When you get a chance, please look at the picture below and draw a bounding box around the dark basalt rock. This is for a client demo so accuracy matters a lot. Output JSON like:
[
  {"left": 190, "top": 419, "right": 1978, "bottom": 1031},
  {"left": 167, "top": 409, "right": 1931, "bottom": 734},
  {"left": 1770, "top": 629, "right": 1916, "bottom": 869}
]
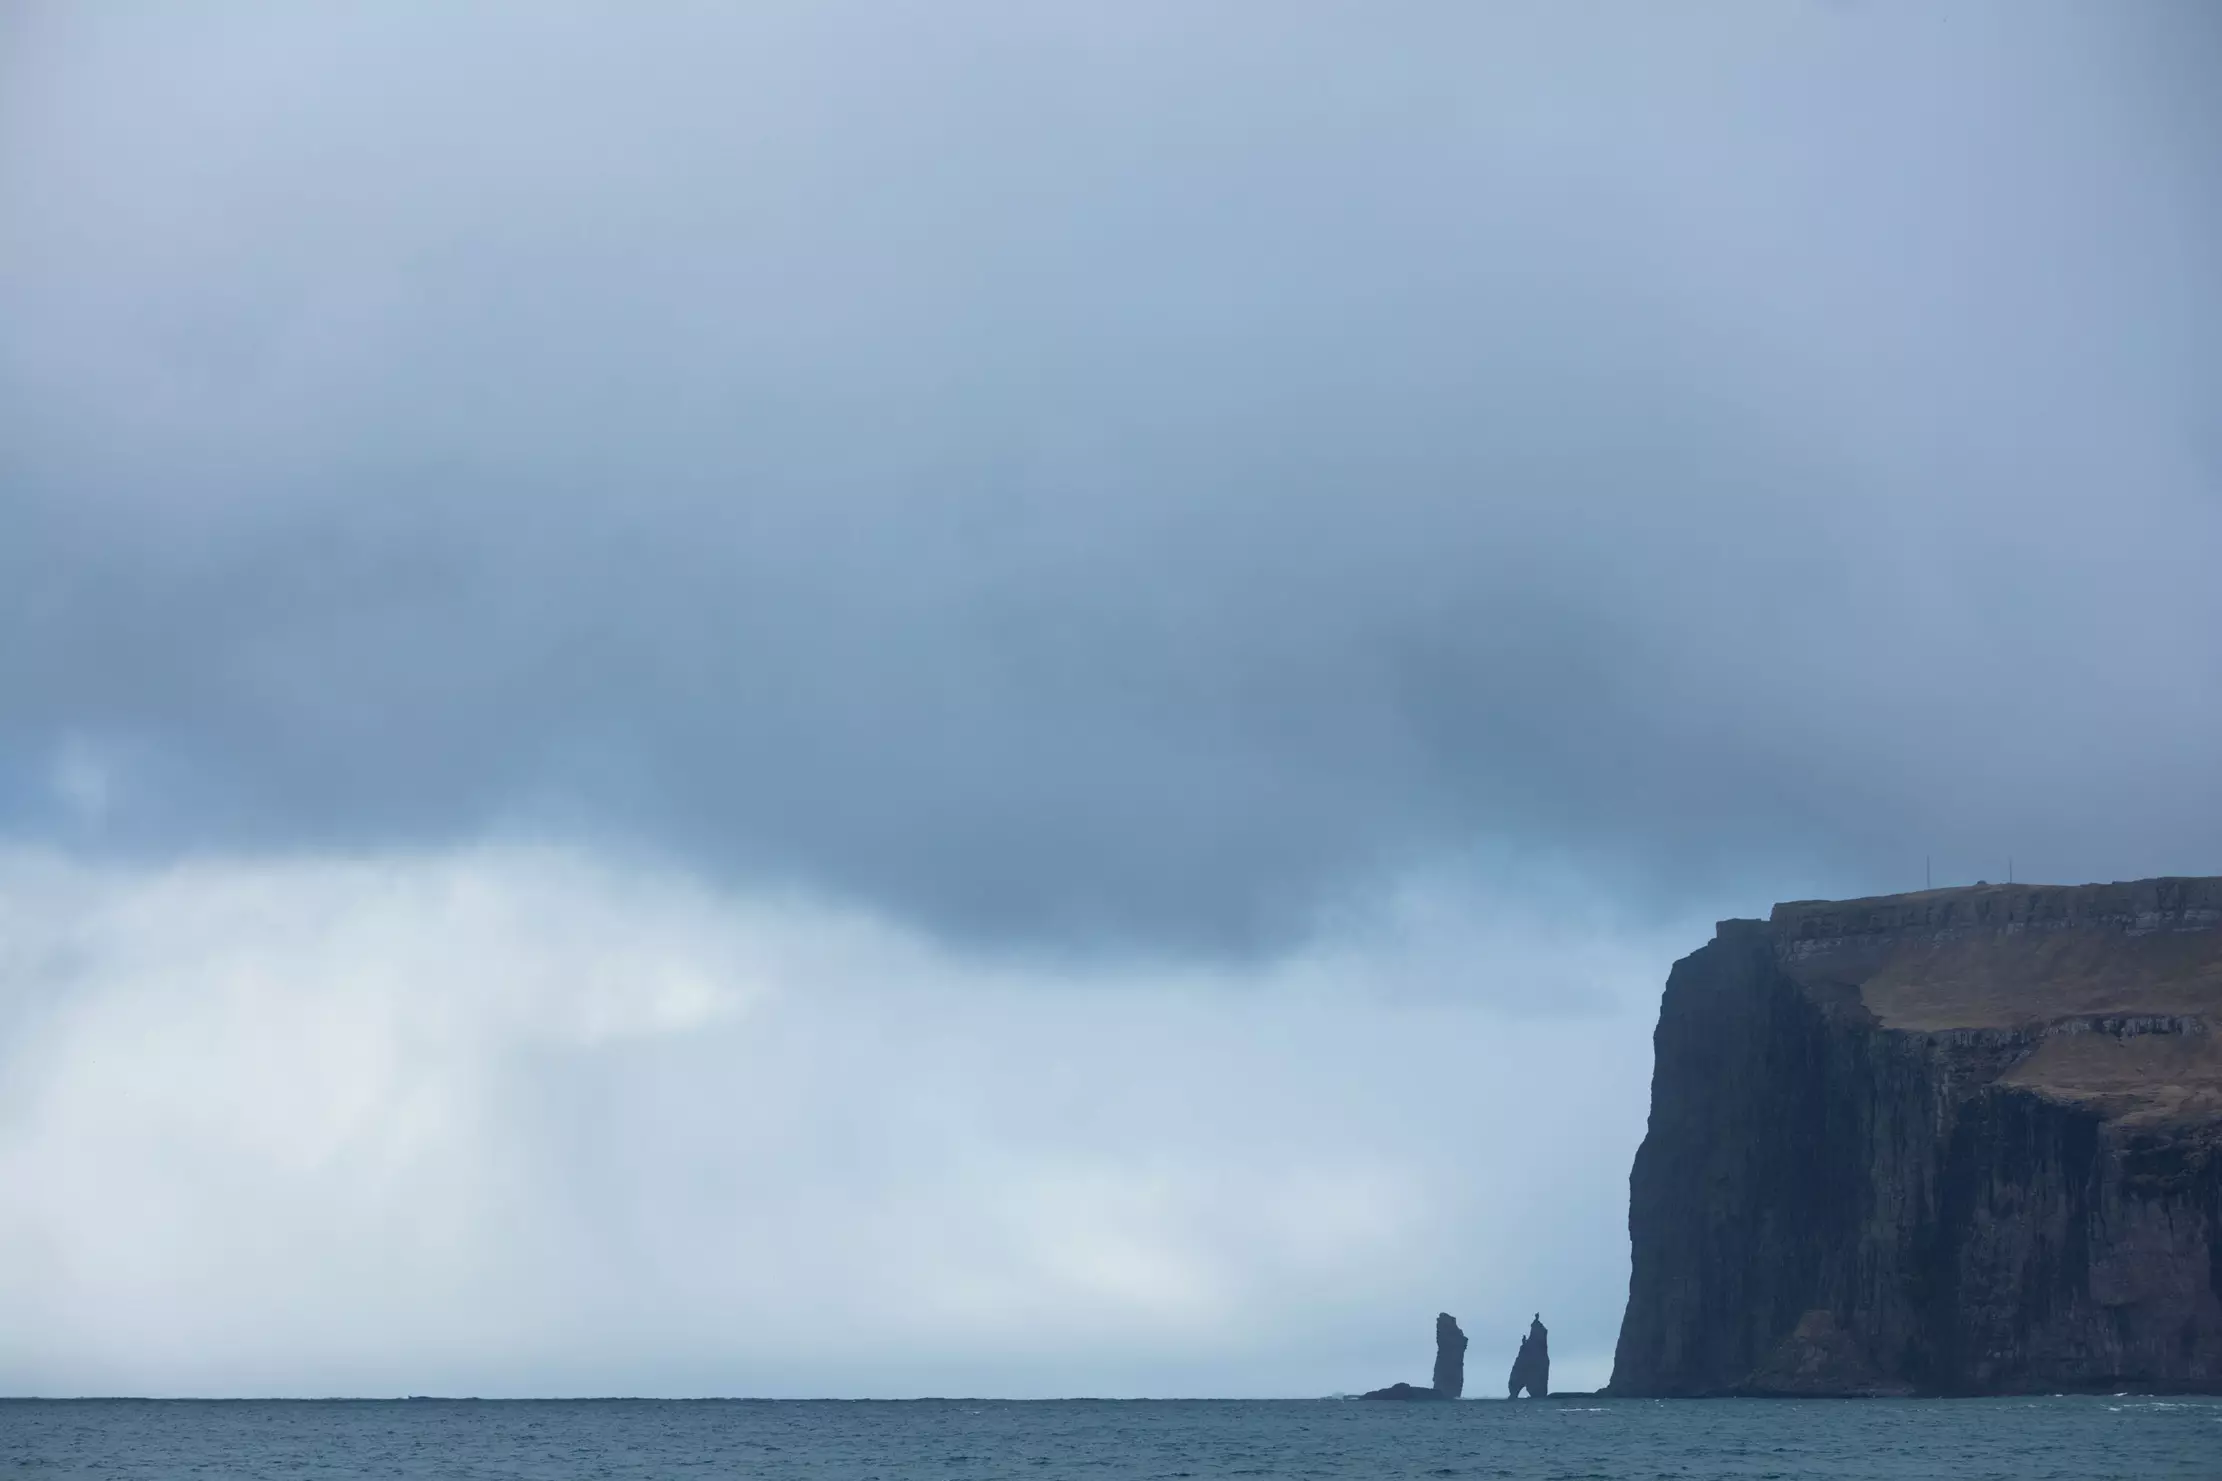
[
  {"left": 1357, "top": 1381, "right": 1440, "bottom": 1400},
  {"left": 1507, "top": 1315, "right": 1549, "bottom": 1398},
  {"left": 1358, "top": 1312, "right": 1466, "bottom": 1399},
  {"left": 1432, "top": 1312, "right": 1467, "bottom": 1398},
  {"left": 1608, "top": 877, "right": 2222, "bottom": 1397}
]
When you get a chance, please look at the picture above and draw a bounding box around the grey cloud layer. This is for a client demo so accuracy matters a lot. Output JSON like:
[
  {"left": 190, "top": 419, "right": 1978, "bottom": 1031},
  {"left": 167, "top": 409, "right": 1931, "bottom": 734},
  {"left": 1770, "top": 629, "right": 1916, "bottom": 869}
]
[{"left": 4, "top": 3, "right": 2218, "bottom": 947}]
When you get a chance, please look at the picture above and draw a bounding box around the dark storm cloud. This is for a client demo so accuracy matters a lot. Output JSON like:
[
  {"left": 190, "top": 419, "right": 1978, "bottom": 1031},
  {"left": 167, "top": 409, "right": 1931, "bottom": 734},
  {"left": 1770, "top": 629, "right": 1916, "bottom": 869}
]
[{"left": 3, "top": 2, "right": 2218, "bottom": 948}]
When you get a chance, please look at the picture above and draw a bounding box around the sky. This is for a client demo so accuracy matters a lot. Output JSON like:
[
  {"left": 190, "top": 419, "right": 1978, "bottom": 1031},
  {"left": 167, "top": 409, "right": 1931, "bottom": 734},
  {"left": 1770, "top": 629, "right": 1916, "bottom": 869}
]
[{"left": 1, "top": 1, "right": 2218, "bottom": 1397}]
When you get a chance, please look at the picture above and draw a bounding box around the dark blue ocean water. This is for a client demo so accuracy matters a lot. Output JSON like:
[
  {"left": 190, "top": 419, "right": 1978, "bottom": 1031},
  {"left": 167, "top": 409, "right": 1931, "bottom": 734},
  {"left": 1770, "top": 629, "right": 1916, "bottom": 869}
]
[{"left": 4, "top": 1396, "right": 2217, "bottom": 1480}]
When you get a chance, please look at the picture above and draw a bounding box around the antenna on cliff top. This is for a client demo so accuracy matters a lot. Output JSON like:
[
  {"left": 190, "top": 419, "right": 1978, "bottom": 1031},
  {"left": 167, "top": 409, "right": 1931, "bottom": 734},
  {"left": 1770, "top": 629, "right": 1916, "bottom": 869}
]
[
  {"left": 1926, "top": 855, "right": 1931, "bottom": 890},
  {"left": 2008, "top": 857, "right": 2013, "bottom": 885}
]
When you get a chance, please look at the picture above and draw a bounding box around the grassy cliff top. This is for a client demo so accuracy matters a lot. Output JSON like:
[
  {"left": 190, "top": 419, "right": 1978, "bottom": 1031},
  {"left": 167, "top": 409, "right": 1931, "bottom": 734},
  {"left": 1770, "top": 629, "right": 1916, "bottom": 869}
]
[
  {"left": 1760, "top": 877, "right": 2221, "bottom": 1030},
  {"left": 1751, "top": 877, "right": 2222, "bottom": 1123}
]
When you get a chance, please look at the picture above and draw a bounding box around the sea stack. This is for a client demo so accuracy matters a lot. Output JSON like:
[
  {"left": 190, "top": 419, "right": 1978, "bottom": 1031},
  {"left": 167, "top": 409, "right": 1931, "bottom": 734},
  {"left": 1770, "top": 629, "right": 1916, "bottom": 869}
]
[
  {"left": 1508, "top": 1314, "right": 1549, "bottom": 1397},
  {"left": 1609, "top": 878, "right": 2222, "bottom": 1396},
  {"left": 1431, "top": 1312, "right": 1467, "bottom": 1398},
  {"left": 1358, "top": 1312, "right": 1466, "bottom": 1399}
]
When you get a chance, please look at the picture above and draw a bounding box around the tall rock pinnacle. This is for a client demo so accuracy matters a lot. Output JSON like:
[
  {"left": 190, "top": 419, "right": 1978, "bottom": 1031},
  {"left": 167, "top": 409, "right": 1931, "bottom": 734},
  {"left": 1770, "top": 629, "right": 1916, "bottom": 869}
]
[
  {"left": 1432, "top": 1312, "right": 1467, "bottom": 1397},
  {"left": 1356, "top": 1312, "right": 1465, "bottom": 1399},
  {"left": 1508, "top": 1314, "right": 1549, "bottom": 1398}
]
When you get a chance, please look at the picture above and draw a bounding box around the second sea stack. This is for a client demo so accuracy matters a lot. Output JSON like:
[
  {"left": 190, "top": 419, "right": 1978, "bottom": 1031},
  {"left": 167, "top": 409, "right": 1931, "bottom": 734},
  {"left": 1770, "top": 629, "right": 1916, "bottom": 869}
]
[{"left": 1508, "top": 1315, "right": 1549, "bottom": 1397}]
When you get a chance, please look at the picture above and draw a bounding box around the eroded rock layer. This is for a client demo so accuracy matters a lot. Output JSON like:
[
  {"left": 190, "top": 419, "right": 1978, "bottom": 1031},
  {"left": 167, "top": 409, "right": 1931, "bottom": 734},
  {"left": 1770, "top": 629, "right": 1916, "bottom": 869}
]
[{"left": 1609, "top": 877, "right": 2222, "bottom": 1396}]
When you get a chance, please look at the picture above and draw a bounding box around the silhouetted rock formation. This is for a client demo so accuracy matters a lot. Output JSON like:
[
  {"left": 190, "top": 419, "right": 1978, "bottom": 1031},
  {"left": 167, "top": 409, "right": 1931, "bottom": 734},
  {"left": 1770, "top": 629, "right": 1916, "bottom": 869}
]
[
  {"left": 1357, "top": 1381, "right": 1437, "bottom": 1400},
  {"left": 1609, "top": 878, "right": 2222, "bottom": 1396},
  {"left": 1431, "top": 1312, "right": 1467, "bottom": 1398},
  {"left": 1508, "top": 1315, "right": 1549, "bottom": 1397},
  {"left": 1358, "top": 1312, "right": 1465, "bottom": 1399}
]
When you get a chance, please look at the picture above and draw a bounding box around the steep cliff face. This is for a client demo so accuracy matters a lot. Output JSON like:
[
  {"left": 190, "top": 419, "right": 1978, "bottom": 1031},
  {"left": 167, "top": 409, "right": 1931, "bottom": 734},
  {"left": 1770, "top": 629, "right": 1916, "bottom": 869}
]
[{"left": 1609, "top": 877, "right": 2222, "bottom": 1396}]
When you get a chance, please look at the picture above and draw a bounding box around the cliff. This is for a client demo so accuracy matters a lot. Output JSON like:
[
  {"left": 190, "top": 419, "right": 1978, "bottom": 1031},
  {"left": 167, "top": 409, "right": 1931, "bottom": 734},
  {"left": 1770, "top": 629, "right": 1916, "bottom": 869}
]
[{"left": 1609, "top": 877, "right": 2222, "bottom": 1396}]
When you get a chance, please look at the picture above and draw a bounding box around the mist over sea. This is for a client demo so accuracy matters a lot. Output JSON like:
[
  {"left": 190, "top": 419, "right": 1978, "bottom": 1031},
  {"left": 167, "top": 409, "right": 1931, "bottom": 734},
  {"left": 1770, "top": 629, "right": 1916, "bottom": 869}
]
[{"left": 6, "top": 1395, "right": 2216, "bottom": 1479}]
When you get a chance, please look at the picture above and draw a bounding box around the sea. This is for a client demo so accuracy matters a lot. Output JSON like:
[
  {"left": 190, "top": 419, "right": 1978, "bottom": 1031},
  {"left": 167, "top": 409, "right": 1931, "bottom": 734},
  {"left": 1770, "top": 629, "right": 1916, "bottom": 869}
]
[{"left": 5, "top": 1395, "right": 2218, "bottom": 1480}]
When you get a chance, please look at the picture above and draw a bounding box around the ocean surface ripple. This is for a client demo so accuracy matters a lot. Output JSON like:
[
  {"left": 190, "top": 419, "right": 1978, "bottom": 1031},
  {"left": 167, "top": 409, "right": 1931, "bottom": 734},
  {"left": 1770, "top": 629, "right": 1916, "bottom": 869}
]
[{"left": 4, "top": 1395, "right": 2217, "bottom": 1479}]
